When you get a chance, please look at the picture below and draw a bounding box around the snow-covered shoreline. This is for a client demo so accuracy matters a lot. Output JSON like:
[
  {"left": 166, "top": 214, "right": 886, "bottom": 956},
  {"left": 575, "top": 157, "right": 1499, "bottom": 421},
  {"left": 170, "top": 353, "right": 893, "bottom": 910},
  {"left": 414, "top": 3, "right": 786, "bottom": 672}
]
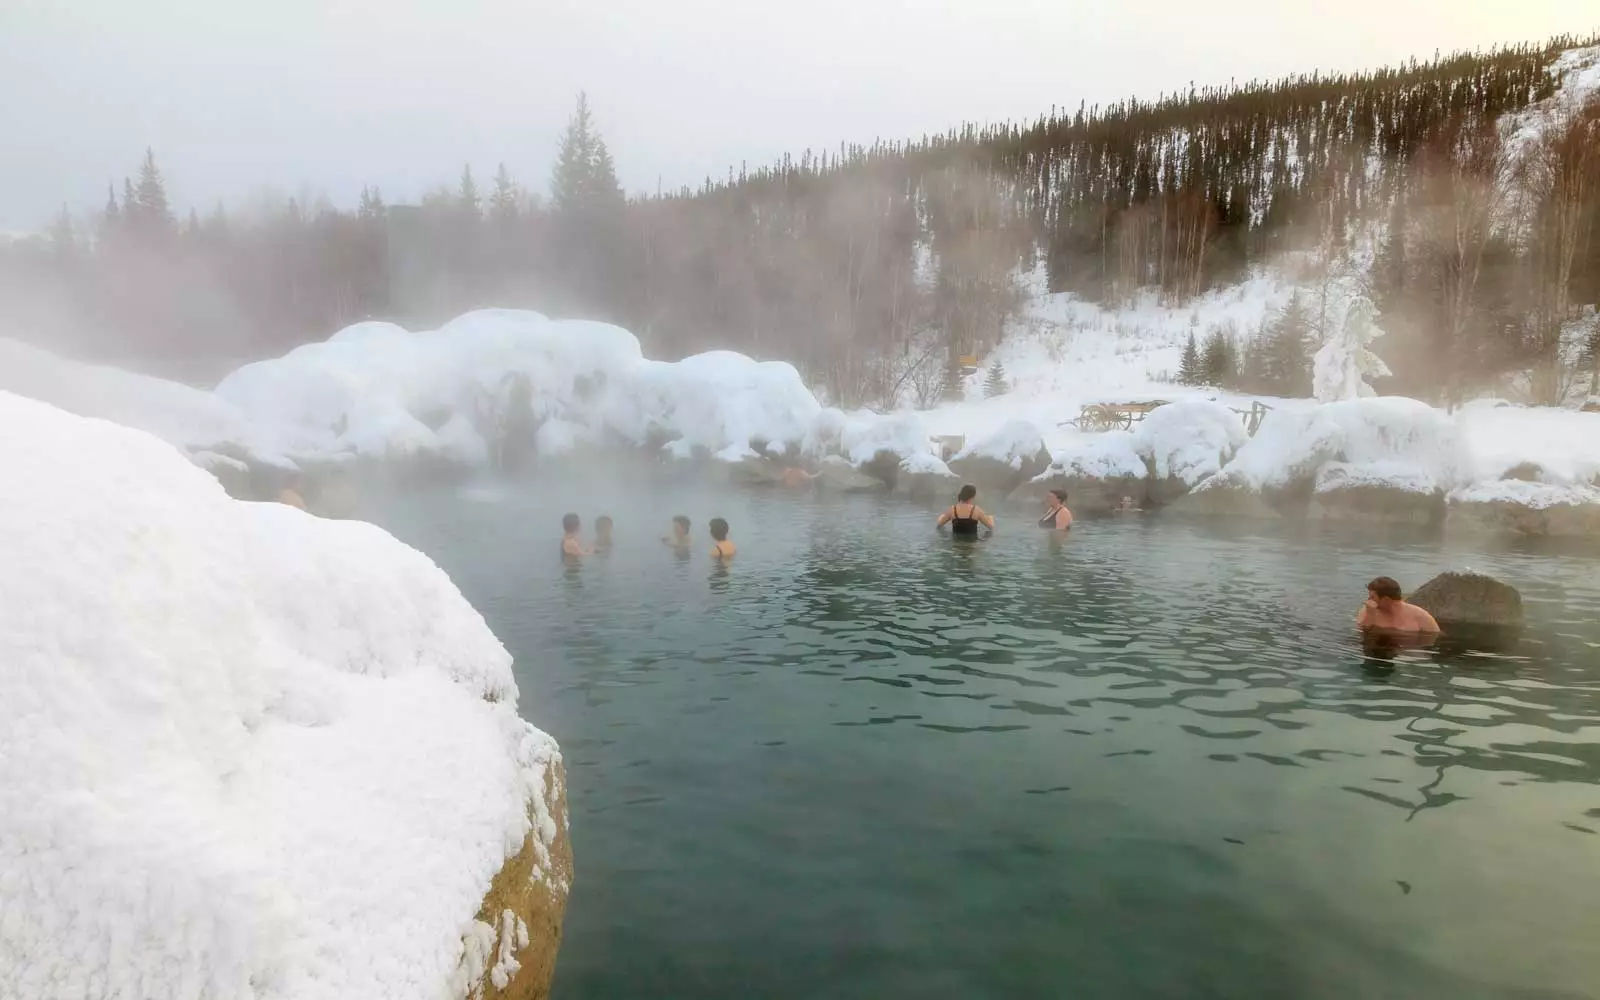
[
  {"left": 0, "top": 393, "right": 571, "bottom": 1000},
  {"left": 3, "top": 307, "right": 1598, "bottom": 535}
]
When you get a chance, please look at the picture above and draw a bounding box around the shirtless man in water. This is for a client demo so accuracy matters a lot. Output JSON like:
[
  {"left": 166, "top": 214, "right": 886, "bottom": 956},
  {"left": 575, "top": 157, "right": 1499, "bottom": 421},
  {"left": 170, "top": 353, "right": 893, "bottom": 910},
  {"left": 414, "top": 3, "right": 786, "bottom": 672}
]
[
  {"left": 1356, "top": 576, "right": 1440, "bottom": 633},
  {"left": 561, "top": 513, "right": 591, "bottom": 559}
]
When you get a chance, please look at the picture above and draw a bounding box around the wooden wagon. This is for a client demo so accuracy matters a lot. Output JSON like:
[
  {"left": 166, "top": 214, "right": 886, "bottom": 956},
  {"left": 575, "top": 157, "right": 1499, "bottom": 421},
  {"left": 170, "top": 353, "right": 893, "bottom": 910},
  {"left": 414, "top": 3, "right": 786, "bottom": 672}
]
[{"left": 1063, "top": 400, "right": 1168, "bottom": 432}]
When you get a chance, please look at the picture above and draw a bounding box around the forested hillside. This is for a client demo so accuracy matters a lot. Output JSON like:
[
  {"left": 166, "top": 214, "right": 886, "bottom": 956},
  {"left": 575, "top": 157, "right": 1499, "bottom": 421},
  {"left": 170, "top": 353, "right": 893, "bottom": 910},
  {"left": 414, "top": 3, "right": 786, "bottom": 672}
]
[{"left": 3, "top": 34, "right": 1597, "bottom": 405}]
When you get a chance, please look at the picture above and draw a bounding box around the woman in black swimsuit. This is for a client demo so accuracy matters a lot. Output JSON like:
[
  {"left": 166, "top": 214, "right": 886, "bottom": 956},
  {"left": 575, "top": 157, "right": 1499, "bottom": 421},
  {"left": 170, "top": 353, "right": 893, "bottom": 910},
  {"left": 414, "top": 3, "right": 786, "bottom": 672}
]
[
  {"left": 1038, "top": 489, "right": 1072, "bottom": 531},
  {"left": 936, "top": 484, "right": 995, "bottom": 536}
]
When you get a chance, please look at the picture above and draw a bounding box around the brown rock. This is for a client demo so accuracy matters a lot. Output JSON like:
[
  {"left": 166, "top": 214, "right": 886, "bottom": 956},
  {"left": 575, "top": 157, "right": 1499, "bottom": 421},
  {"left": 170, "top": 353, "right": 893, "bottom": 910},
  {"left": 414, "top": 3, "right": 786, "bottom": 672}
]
[
  {"left": 1409, "top": 571, "right": 1524, "bottom": 628},
  {"left": 1165, "top": 480, "right": 1282, "bottom": 519},
  {"left": 1445, "top": 495, "right": 1600, "bottom": 538},
  {"left": 457, "top": 762, "right": 573, "bottom": 1000},
  {"left": 1308, "top": 485, "right": 1444, "bottom": 525}
]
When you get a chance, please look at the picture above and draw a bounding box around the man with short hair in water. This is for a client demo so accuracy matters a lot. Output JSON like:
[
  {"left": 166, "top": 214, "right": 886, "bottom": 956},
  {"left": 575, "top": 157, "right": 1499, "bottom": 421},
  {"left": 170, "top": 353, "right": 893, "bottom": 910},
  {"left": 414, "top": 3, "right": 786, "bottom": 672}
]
[
  {"left": 1356, "top": 576, "right": 1440, "bottom": 633},
  {"left": 1038, "top": 489, "right": 1073, "bottom": 530},
  {"left": 709, "top": 517, "right": 737, "bottom": 559},
  {"left": 663, "top": 515, "right": 692, "bottom": 551},
  {"left": 594, "top": 515, "right": 615, "bottom": 554},
  {"left": 561, "top": 512, "right": 591, "bottom": 559},
  {"left": 936, "top": 484, "right": 995, "bottom": 535}
]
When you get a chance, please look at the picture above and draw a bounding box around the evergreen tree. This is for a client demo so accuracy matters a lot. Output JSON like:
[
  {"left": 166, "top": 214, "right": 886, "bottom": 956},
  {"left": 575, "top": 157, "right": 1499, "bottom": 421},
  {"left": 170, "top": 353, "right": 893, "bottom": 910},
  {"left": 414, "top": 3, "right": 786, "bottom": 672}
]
[
  {"left": 134, "top": 148, "right": 172, "bottom": 234},
  {"left": 102, "top": 183, "right": 120, "bottom": 234},
  {"left": 458, "top": 164, "right": 480, "bottom": 218},
  {"left": 490, "top": 163, "right": 518, "bottom": 223},
  {"left": 1177, "top": 332, "right": 1201, "bottom": 385},
  {"left": 590, "top": 138, "right": 624, "bottom": 206},
  {"left": 1260, "top": 293, "right": 1315, "bottom": 395},
  {"left": 551, "top": 93, "right": 597, "bottom": 214},
  {"left": 357, "top": 185, "right": 386, "bottom": 221},
  {"left": 983, "top": 359, "right": 1008, "bottom": 398},
  {"left": 1201, "top": 329, "right": 1237, "bottom": 387},
  {"left": 121, "top": 178, "right": 138, "bottom": 229}
]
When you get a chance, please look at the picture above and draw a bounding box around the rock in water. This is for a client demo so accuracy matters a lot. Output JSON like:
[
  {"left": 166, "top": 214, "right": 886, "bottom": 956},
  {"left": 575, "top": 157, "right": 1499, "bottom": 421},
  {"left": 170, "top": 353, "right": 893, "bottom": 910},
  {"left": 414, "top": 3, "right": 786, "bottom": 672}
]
[
  {"left": 815, "top": 457, "right": 887, "bottom": 493},
  {"left": 1408, "top": 571, "right": 1524, "bottom": 628}
]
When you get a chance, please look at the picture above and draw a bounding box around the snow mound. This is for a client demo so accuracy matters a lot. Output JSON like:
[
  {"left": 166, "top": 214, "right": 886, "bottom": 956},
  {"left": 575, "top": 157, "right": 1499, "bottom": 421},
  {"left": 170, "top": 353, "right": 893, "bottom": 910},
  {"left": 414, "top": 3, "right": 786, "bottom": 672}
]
[
  {"left": 1450, "top": 479, "right": 1600, "bottom": 509},
  {"left": 0, "top": 392, "right": 561, "bottom": 1000},
  {"left": 953, "top": 419, "right": 1047, "bottom": 470},
  {"left": 1217, "top": 397, "right": 1461, "bottom": 493},
  {"left": 0, "top": 338, "right": 298, "bottom": 468},
  {"left": 838, "top": 410, "right": 938, "bottom": 466},
  {"left": 1454, "top": 401, "right": 1600, "bottom": 487},
  {"left": 1038, "top": 430, "right": 1147, "bottom": 480},
  {"left": 1132, "top": 400, "right": 1248, "bottom": 485}
]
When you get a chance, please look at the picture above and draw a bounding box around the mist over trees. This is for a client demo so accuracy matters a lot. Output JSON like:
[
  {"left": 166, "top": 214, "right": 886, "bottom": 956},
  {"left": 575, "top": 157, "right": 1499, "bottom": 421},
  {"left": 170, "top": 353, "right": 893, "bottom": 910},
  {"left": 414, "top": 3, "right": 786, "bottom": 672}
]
[{"left": 3, "top": 36, "right": 1599, "bottom": 405}]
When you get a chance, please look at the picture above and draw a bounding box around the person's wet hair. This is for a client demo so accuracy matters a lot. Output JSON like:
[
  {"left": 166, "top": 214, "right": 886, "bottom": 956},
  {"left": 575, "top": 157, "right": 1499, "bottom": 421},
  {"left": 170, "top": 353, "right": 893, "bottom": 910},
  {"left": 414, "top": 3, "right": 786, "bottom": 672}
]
[
  {"left": 1368, "top": 576, "right": 1403, "bottom": 601},
  {"left": 958, "top": 484, "right": 977, "bottom": 503},
  {"left": 709, "top": 518, "right": 729, "bottom": 541},
  {"left": 562, "top": 512, "right": 580, "bottom": 534},
  {"left": 1049, "top": 489, "right": 1068, "bottom": 503},
  {"left": 672, "top": 515, "right": 690, "bottom": 532},
  {"left": 596, "top": 515, "right": 613, "bottom": 532}
]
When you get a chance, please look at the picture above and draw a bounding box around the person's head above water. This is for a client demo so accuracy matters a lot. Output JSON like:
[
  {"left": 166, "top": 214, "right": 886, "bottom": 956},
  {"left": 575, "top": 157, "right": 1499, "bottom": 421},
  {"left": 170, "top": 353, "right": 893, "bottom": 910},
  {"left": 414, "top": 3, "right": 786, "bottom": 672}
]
[
  {"left": 672, "top": 515, "right": 691, "bottom": 537},
  {"left": 596, "top": 515, "right": 614, "bottom": 536},
  {"left": 1367, "top": 576, "right": 1403, "bottom": 603},
  {"left": 709, "top": 517, "right": 730, "bottom": 541},
  {"left": 1048, "top": 489, "right": 1068, "bottom": 506},
  {"left": 958, "top": 484, "right": 978, "bottom": 504},
  {"left": 562, "top": 512, "right": 580, "bottom": 535}
]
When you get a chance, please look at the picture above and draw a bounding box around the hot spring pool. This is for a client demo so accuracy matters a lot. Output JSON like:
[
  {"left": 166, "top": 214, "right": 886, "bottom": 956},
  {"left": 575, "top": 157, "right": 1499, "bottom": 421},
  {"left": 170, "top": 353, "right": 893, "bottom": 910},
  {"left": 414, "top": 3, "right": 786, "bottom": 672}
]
[{"left": 367, "top": 472, "right": 1600, "bottom": 1000}]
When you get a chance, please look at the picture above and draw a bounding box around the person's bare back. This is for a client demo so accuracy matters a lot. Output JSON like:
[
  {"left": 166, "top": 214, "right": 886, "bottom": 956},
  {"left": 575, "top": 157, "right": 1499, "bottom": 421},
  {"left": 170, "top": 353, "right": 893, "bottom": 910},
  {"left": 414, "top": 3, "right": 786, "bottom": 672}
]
[
  {"left": 709, "top": 517, "right": 735, "bottom": 560},
  {"left": 1356, "top": 576, "right": 1440, "bottom": 634}
]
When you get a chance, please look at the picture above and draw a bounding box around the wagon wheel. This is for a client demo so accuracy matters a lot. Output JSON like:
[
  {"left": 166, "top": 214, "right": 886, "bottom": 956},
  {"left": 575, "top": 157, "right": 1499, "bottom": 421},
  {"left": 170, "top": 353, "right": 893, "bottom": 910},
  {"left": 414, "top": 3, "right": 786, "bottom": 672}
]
[
  {"left": 1118, "top": 411, "right": 1134, "bottom": 431},
  {"left": 1081, "top": 406, "right": 1117, "bottom": 432}
]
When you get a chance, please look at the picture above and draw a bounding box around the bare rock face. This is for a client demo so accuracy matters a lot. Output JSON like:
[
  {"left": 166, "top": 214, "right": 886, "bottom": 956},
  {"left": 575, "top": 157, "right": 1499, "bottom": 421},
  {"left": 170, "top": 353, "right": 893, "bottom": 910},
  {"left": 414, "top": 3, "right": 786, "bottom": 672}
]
[
  {"left": 815, "top": 457, "right": 887, "bottom": 493},
  {"left": 1307, "top": 484, "right": 1445, "bottom": 525},
  {"left": 1008, "top": 474, "right": 1148, "bottom": 515},
  {"left": 1165, "top": 480, "right": 1283, "bottom": 519},
  {"left": 455, "top": 763, "right": 573, "bottom": 1000},
  {"left": 1445, "top": 490, "right": 1600, "bottom": 538},
  {"left": 725, "top": 455, "right": 787, "bottom": 487},
  {"left": 1408, "top": 571, "right": 1524, "bottom": 628},
  {"left": 896, "top": 469, "right": 962, "bottom": 503}
]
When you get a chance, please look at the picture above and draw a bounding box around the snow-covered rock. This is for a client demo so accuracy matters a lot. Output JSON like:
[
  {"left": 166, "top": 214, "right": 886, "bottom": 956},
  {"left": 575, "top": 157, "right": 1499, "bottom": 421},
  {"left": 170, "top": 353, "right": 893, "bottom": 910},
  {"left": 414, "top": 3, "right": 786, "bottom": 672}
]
[
  {"left": 0, "top": 391, "right": 570, "bottom": 1000},
  {"left": 948, "top": 419, "right": 1052, "bottom": 494},
  {"left": 1132, "top": 400, "right": 1249, "bottom": 505},
  {"left": 892, "top": 452, "right": 961, "bottom": 501},
  {"left": 1445, "top": 481, "right": 1600, "bottom": 537},
  {"left": 1017, "top": 431, "right": 1149, "bottom": 511}
]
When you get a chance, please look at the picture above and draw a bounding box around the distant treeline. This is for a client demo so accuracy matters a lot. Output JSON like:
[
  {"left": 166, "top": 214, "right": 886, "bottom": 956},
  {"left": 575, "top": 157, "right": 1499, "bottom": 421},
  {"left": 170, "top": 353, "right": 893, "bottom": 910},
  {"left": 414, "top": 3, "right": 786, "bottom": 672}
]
[{"left": 3, "top": 34, "right": 1598, "bottom": 405}]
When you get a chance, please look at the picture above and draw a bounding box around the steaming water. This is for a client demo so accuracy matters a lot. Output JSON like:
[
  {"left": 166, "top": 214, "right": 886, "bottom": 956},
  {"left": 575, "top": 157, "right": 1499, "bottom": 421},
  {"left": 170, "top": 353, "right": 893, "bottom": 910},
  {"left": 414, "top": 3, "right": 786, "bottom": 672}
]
[{"left": 369, "top": 475, "right": 1600, "bottom": 1000}]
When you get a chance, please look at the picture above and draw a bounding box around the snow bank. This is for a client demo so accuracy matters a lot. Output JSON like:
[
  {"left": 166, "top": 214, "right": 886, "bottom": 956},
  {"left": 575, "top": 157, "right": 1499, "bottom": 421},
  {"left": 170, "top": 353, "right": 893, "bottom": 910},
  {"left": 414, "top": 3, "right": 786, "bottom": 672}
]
[
  {"left": 1454, "top": 400, "right": 1600, "bottom": 487},
  {"left": 0, "top": 392, "right": 562, "bottom": 1000},
  {"left": 1037, "top": 430, "right": 1147, "bottom": 480},
  {"left": 953, "top": 419, "right": 1047, "bottom": 470},
  {"left": 0, "top": 338, "right": 298, "bottom": 467},
  {"left": 212, "top": 310, "right": 823, "bottom": 465},
  {"left": 837, "top": 409, "right": 939, "bottom": 466},
  {"left": 1132, "top": 400, "right": 1249, "bottom": 485},
  {"left": 1213, "top": 397, "right": 1460, "bottom": 494}
]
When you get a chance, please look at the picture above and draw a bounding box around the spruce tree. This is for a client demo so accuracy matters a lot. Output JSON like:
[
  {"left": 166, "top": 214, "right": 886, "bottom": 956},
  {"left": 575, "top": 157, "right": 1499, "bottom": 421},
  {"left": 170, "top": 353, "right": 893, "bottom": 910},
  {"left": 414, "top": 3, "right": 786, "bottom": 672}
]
[
  {"left": 1201, "top": 329, "right": 1237, "bottom": 388},
  {"left": 134, "top": 148, "right": 172, "bottom": 234},
  {"left": 1178, "top": 332, "right": 1201, "bottom": 385},
  {"left": 983, "top": 359, "right": 1008, "bottom": 398},
  {"left": 458, "top": 164, "right": 480, "bottom": 218},
  {"left": 1262, "top": 293, "right": 1314, "bottom": 395},
  {"left": 551, "top": 93, "right": 596, "bottom": 214},
  {"left": 102, "top": 183, "right": 120, "bottom": 232},
  {"left": 490, "top": 163, "right": 518, "bottom": 223}
]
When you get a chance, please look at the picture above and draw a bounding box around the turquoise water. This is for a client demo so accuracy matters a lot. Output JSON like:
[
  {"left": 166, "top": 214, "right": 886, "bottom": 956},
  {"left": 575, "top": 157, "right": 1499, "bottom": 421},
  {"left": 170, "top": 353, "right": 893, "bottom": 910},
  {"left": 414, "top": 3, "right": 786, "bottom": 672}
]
[{"left": 371, "top": 473, "right": 1600, "bottom": 1000}]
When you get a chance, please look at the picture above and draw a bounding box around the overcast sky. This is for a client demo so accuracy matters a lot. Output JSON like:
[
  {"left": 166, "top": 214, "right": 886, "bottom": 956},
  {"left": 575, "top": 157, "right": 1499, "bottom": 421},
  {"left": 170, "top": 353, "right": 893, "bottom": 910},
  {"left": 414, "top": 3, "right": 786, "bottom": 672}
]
[{"left": 1, "top": 0, "right": 1594, "bottom": 229}]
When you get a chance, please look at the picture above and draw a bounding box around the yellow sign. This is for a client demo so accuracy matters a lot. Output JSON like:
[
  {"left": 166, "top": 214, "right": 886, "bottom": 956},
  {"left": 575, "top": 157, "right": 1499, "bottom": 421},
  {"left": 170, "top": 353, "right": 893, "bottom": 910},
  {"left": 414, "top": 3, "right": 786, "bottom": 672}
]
[{"left": 958, "top": 355, "right": 978, "bottom": 366}]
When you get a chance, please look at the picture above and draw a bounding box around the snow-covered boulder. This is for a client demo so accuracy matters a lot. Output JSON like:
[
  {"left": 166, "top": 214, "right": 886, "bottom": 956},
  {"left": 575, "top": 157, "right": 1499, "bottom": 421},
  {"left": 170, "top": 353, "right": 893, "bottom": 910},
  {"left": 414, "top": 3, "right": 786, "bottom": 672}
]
[
  {"left": 893, "top": 452, "right": 962, "bottom": 502},
  {"left": 1013, "top": 431, "right": 1148, "bottom": 512},
  {"left": 1131, "top": 401, "right": 1249, "bottom": 506},
  {"left": 948, "top": 419, "right": 1052, "bottom": 495},
  {"left": 1186, "top": 398, "right": 1460, "bottom": 519},
  {"left": 1445, "top": 481, "right": 1600, "bottom": 537},
  {"left": 1408, "top": 572, "right": 1524, "bottom": 628},
  {"left": 0, "top": 392, "right": 570, "bottom": 1000}
]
